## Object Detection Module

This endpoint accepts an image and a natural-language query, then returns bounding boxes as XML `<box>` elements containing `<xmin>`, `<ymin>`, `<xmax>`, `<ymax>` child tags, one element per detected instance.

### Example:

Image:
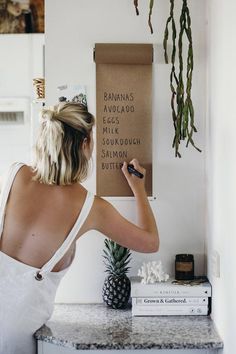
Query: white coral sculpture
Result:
<box><xmin>137</xmin><ymin>261</ymin><xmax>169</xmax><ymax>284</ymax></box>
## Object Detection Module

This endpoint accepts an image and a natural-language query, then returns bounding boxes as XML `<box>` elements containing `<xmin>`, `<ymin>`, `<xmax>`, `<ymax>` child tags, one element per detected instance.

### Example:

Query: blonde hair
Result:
<box><xmin>33</xmin><ymin>102</ymin><xmax>95</xmax><ymax>185</ymax></box>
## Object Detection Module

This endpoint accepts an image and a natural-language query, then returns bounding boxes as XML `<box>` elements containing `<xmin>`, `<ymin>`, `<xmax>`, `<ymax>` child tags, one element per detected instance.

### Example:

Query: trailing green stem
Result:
<box><xmin>164</xmin><ymin>0</ymin><xmax>201</xmax><ymax>157</ymax></box>
<box><xmin>134</xmin><ymin>0</ymin><xmax>139</xmax><ymax>15</ymax></box>
<box><xmin>163</xmin><ymin>0</ymin><xmax>179</xmax><ymax>154</ymax></box>
<box><xmin>148</xmin><ymin>0</ymin><xmax>154</xmax><ymax>34</ymax></box>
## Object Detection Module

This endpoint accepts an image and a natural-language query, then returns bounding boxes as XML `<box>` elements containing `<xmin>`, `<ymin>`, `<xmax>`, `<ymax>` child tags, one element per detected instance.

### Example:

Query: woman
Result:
<box><xmin>0</xmin><ymin>102</ymin><xmax>159</xmax><ymax>354</ymax></box>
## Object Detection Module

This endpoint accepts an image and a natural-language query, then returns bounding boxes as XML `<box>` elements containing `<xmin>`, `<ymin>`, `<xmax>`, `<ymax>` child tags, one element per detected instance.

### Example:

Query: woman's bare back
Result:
<box><xmin>0</xmin><ymin>165</ymin><xmax>89</xmax><ymax>272</ymax></box>
<box><xmin>0</xmin><ymin>159</ymin><xmax>159</xmax><ymax>274</ymax></box>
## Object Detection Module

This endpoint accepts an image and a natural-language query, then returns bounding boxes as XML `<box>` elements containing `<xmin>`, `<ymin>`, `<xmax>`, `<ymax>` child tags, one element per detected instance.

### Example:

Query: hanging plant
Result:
<box><xmin>133</xmin><ymin>0</ymin><xmax>201</xmax><ymax>157</ymax></box>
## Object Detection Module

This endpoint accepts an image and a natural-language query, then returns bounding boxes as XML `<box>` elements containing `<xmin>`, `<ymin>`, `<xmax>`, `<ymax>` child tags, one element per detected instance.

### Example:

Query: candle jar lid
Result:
<box><xmin>175</xmin><ymin>254</ymin><xmax>194</xmax><ymax>262</ymax></box>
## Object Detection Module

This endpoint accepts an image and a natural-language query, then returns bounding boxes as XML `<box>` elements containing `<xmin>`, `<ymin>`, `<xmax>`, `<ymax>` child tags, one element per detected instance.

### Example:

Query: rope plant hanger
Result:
<box><xmin>133</xmin><ymin>0</ymin><xmax>201</xmax><ymax>158</ymax></box>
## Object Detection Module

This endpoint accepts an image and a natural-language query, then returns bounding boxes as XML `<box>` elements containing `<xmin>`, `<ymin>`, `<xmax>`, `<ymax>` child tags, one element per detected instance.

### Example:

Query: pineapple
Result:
<box><xmin>102</xmin><ymin>239</ymin><xmax>131</xmax><ymax>309</ymax></box>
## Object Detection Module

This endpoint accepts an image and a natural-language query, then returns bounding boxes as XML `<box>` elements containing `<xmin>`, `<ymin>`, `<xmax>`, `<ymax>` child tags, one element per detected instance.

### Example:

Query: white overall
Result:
<box><xmin>0</xmin><ymin>163</ymin><xmax>94</xmax><ymax>354</ymax></box>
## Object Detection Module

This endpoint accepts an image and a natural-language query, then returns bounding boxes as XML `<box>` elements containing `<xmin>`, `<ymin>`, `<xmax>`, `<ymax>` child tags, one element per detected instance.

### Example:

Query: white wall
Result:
<box><xmin>0</xmin><ymin>34</ymin><xmax>44</xmax><ymax>175</ymax></box>
<box><xmin>45</xmin><ymin>0</ymin><xmax>207</xmax><ymax>303</ymax></box>
<box><xmin>206</xmin><ymin>1</ymin><xmax>236</xmax><ymax>353</ymax></box>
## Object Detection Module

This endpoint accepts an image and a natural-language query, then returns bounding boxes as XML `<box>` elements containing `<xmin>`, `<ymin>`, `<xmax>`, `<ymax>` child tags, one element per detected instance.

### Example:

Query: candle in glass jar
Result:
<box><xmin>175</xmin><ymin>254</ymin><xmax>194</xmax><ymax>280</ymax></box>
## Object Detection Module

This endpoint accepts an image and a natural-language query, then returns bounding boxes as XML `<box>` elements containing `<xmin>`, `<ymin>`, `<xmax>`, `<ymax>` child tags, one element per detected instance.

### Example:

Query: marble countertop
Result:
<box><xmin>35</xmin><ymin>303</ymin><xmax>223</xmax><ymax>350</ymax></box>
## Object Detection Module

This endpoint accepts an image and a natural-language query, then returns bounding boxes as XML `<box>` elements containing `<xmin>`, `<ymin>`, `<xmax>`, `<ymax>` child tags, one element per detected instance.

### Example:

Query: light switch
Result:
<box><xmin>211</xmin><ymin>250</ymin><xmax>220</xmax><ymax>278</ymax></box>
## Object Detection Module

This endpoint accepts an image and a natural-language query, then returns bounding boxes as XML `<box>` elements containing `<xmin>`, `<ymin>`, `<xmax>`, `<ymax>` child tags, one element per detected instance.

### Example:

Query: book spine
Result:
<box><xmin>131</xmin><ymin>286</ymin><xmax>211</xmax><ymax>297</ymax></box>
<box><xmin>132</xmin><ymin>297</ymin><xmax>209</xmax><ymax>306</ymax></box>
<box><xmin>132</xmin><ymin>304</ymin><xmax>209</xmax><ymax>316</ymax></box>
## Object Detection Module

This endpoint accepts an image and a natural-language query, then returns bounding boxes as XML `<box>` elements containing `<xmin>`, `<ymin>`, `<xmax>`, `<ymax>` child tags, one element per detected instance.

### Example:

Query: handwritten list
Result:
<box><xmin>95</xmin><ymin>44</ymin><xmax>153</xmax><ymax>196</ymax></box>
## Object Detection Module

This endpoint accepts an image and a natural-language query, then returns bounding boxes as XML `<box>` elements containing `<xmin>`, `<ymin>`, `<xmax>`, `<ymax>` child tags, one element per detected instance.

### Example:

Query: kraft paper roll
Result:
<box><xmin>94</xmin><ymin>43</ymin><xmax>153</xmax><ymax>65</ymax></box>
<box><xmin>96</xmin><ymin>43</ymin><xmax>153</xmax><ymax>197</ymax></box>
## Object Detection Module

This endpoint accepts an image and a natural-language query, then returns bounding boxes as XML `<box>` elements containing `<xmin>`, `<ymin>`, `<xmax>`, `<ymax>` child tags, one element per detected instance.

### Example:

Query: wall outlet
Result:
<box><xmin>211</xmin><ymin>250</ymin><xmax>220</xmax><ymax>278</ymax></box>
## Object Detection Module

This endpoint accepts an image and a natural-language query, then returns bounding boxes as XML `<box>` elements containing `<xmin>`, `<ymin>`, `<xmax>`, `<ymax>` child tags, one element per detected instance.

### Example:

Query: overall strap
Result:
<box><xmin>39</xmin><ymin>191</ymin><xmax>94</xmax><ymax>277</ymax></box>
<box><xmin>0</xmin><ymin>162</ymin><xmax>25</xmax><ymax>238</ymax></box>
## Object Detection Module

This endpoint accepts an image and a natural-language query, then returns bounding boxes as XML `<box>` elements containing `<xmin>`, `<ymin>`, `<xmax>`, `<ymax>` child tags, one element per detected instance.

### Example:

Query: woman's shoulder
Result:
<box><xmin>4</xmin><ymin>161</ymin><xmax>25</xmax><ymax>174</ymax></box>
<box><xmin>6</xmin><ymin>162</ymin><xmax>28</xmax><ymax>179</ymax></box>
<box><xmin>90</xmin><ymin>194</ymin><xmax>115</xmax><ymax>218</ymax></box>
<box><xmin>0</xmin><ymin>161</ymin><xmax>24</xmax><ymax>184</ymax></box>
<box><xmin>0</xmin><ymin>162</ymin><xmax>25</xmax><ymax>191</ymax></box>
<box><xmin>10</xmin><ymin>163</ymin><xmax>33</xmax><ymax>185</ymax></box>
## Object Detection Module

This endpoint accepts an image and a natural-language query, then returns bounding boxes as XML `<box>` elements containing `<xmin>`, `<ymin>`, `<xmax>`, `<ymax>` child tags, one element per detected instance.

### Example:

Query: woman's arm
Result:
<box><xmin>90</xmin><ymin>159</ymin><xmax>159</xmax><ymax>253</ymax></box>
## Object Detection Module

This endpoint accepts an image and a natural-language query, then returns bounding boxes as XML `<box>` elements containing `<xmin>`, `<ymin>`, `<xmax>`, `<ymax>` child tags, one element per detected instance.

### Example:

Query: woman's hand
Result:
<box><xmin>121</xmin><ymin>158</ymin><xmax>146</xmax><ymax>196</ymax></box>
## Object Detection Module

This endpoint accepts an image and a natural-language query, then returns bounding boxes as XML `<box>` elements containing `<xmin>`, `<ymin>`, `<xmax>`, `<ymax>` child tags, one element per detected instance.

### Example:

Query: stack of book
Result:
<box><xmin>130</xmin><ymin>276</ymin><xmax>212</xmax><ymax>316</ymax></box>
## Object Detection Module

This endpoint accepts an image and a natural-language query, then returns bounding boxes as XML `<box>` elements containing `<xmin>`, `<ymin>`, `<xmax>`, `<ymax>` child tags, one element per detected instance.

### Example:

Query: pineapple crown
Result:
<box><xmin>103</xmin><ymin>239</ymin><xmax>131</xmax><ymax>277</ymax></box>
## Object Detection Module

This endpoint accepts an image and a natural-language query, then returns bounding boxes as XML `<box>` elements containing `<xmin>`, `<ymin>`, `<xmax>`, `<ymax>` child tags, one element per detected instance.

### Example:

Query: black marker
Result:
<box><xmin>127</xmin><ymin>164</ymin><xmax>144</xmax><ymax>179</ymax></box>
